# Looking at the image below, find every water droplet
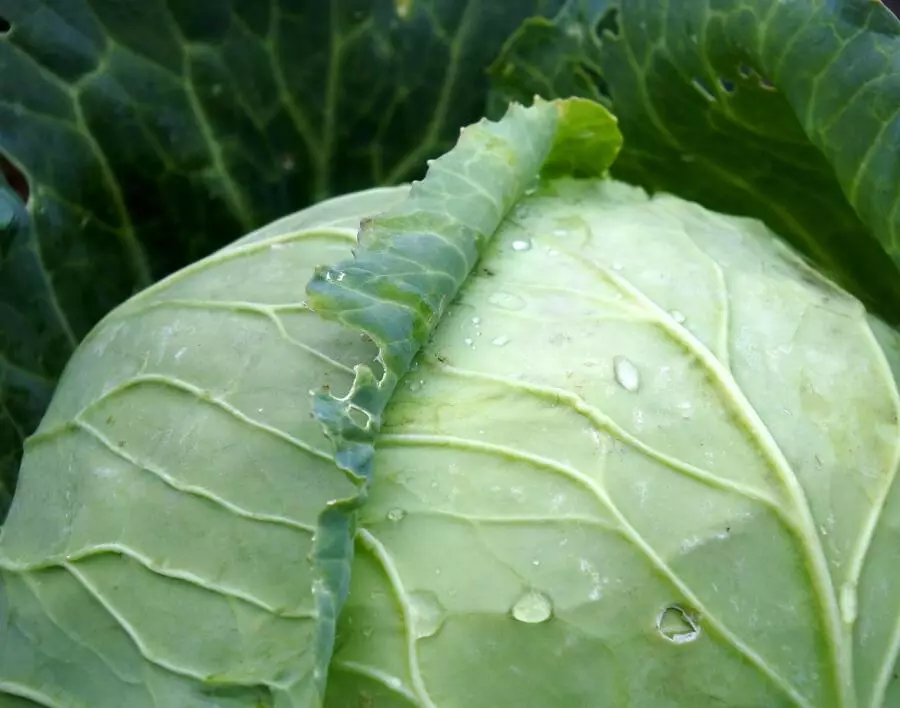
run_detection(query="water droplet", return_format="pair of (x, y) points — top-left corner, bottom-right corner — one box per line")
(656, 605), (700, 644)
(512, 590), (553, 623)
(549, 249), (560, 257)
(491, 335), (510, 347)
(471, 316), (481, 325)
(613, 356), (641, 392)
(511, 239), (532, 252)
(408, 591), (445, 639)
(612, 262), (623, 271)
(464, 337), (475, 347)
(324, 269), (345, 282)
(387, 508), (406, 522)
(552, 228), (568, 236)
(669, 309), (686, 323)
(488, 291), (526, 311)
(676, 401), (693, 419)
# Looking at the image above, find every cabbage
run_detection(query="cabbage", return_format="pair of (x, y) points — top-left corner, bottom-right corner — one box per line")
(1, 98), (899, 707)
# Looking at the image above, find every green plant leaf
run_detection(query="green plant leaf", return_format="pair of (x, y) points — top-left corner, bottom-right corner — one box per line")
(325, 177), (900, 708)
(0, 0), (567, 519)
(0, 173), (53, 518)
(489, 0), (900, 322)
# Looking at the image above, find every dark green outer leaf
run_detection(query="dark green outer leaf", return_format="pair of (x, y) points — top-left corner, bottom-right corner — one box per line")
(490, 0), (900, 323)
(304, 95), (621, 700)
(0, 0), (567, 519)
(0, 172), (55, 517)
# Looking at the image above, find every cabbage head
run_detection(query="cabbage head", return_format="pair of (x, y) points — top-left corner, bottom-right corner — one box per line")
(1, 98), (899, 708)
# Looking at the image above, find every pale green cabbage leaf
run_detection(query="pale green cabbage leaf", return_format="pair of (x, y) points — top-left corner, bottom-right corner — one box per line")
(328, 178), (900, 708)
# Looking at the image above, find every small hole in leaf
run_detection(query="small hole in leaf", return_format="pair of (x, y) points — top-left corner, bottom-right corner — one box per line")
(594, 8), (620, 39)
(348, 406), (372, 430)
(758, 75), (776, 91)
(1, 154), (29, 203)
(369, 356), (385, 383)
(691, 77), (717, 102)
(719, 78), (736, 93)
(580, 63), (612, 97)
(0, 17), (10, 35)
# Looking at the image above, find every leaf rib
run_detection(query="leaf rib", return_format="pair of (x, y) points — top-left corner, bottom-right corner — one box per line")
(0, 682), (63, 708)
(13, 569), (147, 692)
(68, 418), (319, 533)
(356, 529), (437, 708)
(67, 373), (333, 462)
(3, 545), (316, 619)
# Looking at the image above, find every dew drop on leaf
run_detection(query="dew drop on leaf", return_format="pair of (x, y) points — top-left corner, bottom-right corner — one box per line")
(669, 309), (686, 324)
(511, 238), (532, 252)
(613, 356), (641, 392)
(488, 291), (526, 311)
(656, 605), (700, 644)
(511, 590), (553, 624)
(408, 591), (445, 639)
(491, 335), (510, 347)
(386, 508), (406, 522)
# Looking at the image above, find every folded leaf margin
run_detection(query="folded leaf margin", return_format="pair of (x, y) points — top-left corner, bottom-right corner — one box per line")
(302, 95), (622, 702)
